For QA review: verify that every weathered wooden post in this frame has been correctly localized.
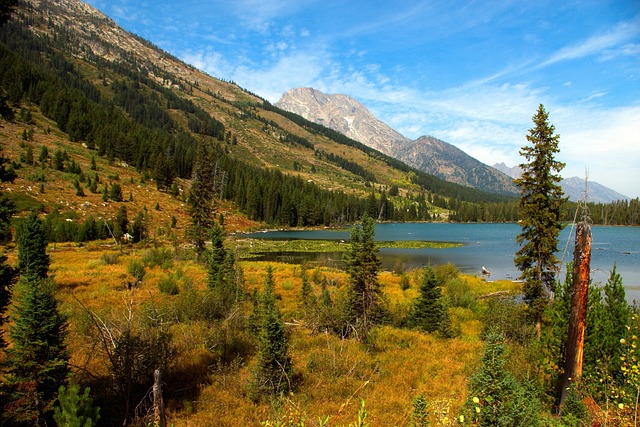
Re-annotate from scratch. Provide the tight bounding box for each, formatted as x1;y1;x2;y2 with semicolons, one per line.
153;369;166;427
560;220;592;407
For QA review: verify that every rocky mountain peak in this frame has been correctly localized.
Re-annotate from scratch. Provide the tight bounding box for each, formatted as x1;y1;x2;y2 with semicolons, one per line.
277;88;409;155
277;88;518;196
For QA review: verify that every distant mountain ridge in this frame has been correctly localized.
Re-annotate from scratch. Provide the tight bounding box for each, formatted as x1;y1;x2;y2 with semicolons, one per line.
277;88;518;196
492;163;630;203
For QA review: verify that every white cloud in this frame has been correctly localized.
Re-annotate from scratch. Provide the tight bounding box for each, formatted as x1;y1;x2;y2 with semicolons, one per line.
541;19;640;67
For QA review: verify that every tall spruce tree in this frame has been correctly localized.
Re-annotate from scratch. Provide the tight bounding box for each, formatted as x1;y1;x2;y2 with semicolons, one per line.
344;214;386;339
17;211;50;280
206;220;237;309
252;266;293;397
187;141;216;254
4;277;69;426
409;266;452;337
514;104;566;328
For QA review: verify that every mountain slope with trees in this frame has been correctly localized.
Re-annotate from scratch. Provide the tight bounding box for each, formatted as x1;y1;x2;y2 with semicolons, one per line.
0;0;521;229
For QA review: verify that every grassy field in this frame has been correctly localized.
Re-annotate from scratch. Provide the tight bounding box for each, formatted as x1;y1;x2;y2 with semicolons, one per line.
0;105;525;426
0;237;524;426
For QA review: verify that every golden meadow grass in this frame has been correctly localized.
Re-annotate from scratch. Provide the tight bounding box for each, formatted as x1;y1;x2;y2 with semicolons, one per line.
17;240;520;426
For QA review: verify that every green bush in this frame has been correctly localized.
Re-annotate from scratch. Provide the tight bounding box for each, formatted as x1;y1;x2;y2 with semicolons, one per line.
444;278;478;311
127;260;145;283
142;247;174;269
158;274;180;295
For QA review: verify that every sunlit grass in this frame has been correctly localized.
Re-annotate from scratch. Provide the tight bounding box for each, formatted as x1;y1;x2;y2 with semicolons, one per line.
4;234;521;426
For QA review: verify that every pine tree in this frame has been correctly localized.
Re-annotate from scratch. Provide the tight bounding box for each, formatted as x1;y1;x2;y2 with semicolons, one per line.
53;384;100;427
299;269;316;310
0;147;17;183
206;220;236;309
0;253;18;350
582;264;630;386
252;266;293;397
0;192;15;244
187;141;216;254
514;104;566;328
109;182;123;202
152;151;175;191
114;205;128;241
409;266;452;337
344;214;386;339
17;211;50;280
468;331;540;427
4;277;69;426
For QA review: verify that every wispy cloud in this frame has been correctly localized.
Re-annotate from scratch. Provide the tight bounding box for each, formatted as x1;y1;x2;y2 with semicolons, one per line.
541;18;640;67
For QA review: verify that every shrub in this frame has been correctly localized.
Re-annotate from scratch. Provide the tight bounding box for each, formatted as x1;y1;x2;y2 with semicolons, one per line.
100;253;120;265
127;260;145;283
400;274;411;291
482;297;535;345
142;247;174;269
157;274;180;295
444;278;478;311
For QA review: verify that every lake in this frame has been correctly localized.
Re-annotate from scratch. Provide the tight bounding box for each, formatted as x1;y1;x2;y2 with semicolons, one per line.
244;223;640;302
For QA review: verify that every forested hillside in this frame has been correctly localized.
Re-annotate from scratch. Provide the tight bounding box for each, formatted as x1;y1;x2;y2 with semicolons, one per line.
0;0;530;229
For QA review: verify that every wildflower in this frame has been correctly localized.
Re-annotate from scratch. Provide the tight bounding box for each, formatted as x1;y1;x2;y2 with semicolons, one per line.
620;338;627;344
472;396;480;404
459;415;465;423
618;403;624;409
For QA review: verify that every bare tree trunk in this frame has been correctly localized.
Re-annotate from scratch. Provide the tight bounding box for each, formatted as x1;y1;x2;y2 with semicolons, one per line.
560;221;592;407
153;369;166;427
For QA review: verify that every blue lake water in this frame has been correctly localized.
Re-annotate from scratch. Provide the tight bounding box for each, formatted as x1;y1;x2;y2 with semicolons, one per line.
244;223;640;302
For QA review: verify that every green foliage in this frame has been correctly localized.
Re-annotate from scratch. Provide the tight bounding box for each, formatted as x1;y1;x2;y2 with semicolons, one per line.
467;331;541;427
0;192;15;244
344;215;386;340
38;145;49;165
514;105;566;323
409;266;453;338
127;259;145;284
128;210;148;243
157;273;180;295
483;297;536;346
543;265;632;403
16;210;50;279
152;151;175;190
142;247;174;269
4;277;69;425
114;205;127;240
0;253;18;349
251;266;294;397
443;277;477;311
187;142;216;253
299;269;316;310
206;221;241;313
0;147;16;183
559;385;590;427
409;394;429;427
52;148;67;171
108;182;123;201
53;383;100;427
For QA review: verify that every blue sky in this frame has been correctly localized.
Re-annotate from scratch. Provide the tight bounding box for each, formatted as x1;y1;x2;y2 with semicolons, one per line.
85;0;640;198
